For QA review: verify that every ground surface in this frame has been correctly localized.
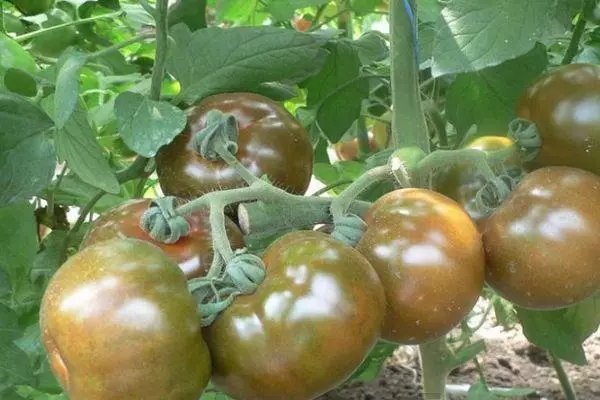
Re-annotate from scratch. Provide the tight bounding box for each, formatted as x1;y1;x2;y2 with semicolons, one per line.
319;309;600;400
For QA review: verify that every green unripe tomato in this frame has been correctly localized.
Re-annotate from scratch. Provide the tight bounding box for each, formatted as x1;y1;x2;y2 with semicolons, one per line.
31;9;78;57
10;0;55;16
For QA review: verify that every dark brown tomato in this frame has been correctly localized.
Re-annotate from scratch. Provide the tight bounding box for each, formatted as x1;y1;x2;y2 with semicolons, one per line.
204;231;385;400
156;92;313;198
516;63;600;175
481;166;600;310
356;188;485;344
40;238;212;400
81;198;245;280
435;136;521;226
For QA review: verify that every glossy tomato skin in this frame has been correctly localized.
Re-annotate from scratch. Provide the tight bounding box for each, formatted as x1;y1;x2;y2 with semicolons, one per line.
356;189;485;344
81;198;244;280
435;136;520;226
156;92;313;198
482;166;600;310
516;63;600;175
40;238;212;400
204;231;385;400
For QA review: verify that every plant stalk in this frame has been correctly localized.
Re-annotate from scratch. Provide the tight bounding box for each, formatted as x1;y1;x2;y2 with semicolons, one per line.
389;0;429;152
562;0;596;65
419;338;453;400
15;11;123;42
551;352;578;400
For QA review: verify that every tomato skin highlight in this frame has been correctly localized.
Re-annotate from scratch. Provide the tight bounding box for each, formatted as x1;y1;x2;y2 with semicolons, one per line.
482;166;600;310
156;92;313;198
81;198;245;280
356;188;485;344
435;135;520;226
40;238;212;400
516;63;600;175
204;231;385;400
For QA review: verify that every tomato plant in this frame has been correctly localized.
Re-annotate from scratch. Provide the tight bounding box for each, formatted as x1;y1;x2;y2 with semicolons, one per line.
40;238;212;399
30;9;78;57
356;188;485;344
204;231;385;400
81;198;245;279
482;166;600;310
156;92;314;198
10;0;54;16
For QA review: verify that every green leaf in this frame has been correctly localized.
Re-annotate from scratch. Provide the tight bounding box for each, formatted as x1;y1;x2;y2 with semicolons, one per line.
0;304;21;343
350;31;389;64
168;0;208;31
115;91;187;157
167;24;327;104
54;51;87;129
0;92;55;207
265;0;295;21
0;341;34;388
432;0;557;76
445;44;547;137
517;294;600;365
32;231;71;284
50;101;120;194
13;323;43;362
3;68;37;97
0;33;38;75
305;41;369;142
216;0;258;22
0;203;38;294
15;386;67;400
42;174;126;213
467;380;498;400
350;340;398;382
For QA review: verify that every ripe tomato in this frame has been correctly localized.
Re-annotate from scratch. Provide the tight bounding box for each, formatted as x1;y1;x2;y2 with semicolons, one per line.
292;16;312;32
40;238;212;400
330;131;378;162
204;231;385;400
435;136;520;226
81;198;244;280
356;188;485;344
156;92;313;198
516;63;600;175
482;166;600;310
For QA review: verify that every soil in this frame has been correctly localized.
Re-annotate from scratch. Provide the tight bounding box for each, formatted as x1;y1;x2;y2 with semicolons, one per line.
319;303;600;400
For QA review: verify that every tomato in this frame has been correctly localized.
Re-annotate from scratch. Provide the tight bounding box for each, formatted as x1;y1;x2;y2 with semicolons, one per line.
10;0;54;15
292;16;312;32
356;188;485;344
481;166;600;310
434;136;520;226
31;9;78;57
516;63;600;176
40;238;212;400
204;231;385;400
156;93;313;198
81;198;245;280
330;131;378;162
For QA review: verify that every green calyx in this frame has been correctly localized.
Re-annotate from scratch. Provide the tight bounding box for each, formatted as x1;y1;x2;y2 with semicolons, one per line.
192;109;240;160
388;146;427;187
139;196;190;244
508;118;542;162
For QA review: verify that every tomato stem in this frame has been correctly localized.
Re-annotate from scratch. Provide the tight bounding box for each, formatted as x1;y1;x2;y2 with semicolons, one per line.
419;337;454;400
14;11;124;43
562;0;595;65
551;352;579;400
389;0;429;152
330;165;392;220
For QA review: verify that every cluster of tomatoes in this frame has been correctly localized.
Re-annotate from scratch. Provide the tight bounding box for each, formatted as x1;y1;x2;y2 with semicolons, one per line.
40;64;600;400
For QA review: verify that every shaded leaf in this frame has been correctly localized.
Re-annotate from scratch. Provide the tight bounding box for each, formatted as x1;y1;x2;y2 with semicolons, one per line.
445;44;547;137
54;51;87;129
0;93;55;206
0;341;34;388
3;68;37;97
517;294;600;365
115;92;187;157
350;340;398;382
168;0;207;31
168;24;327;104
350;31;389;64
0;304;21;343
